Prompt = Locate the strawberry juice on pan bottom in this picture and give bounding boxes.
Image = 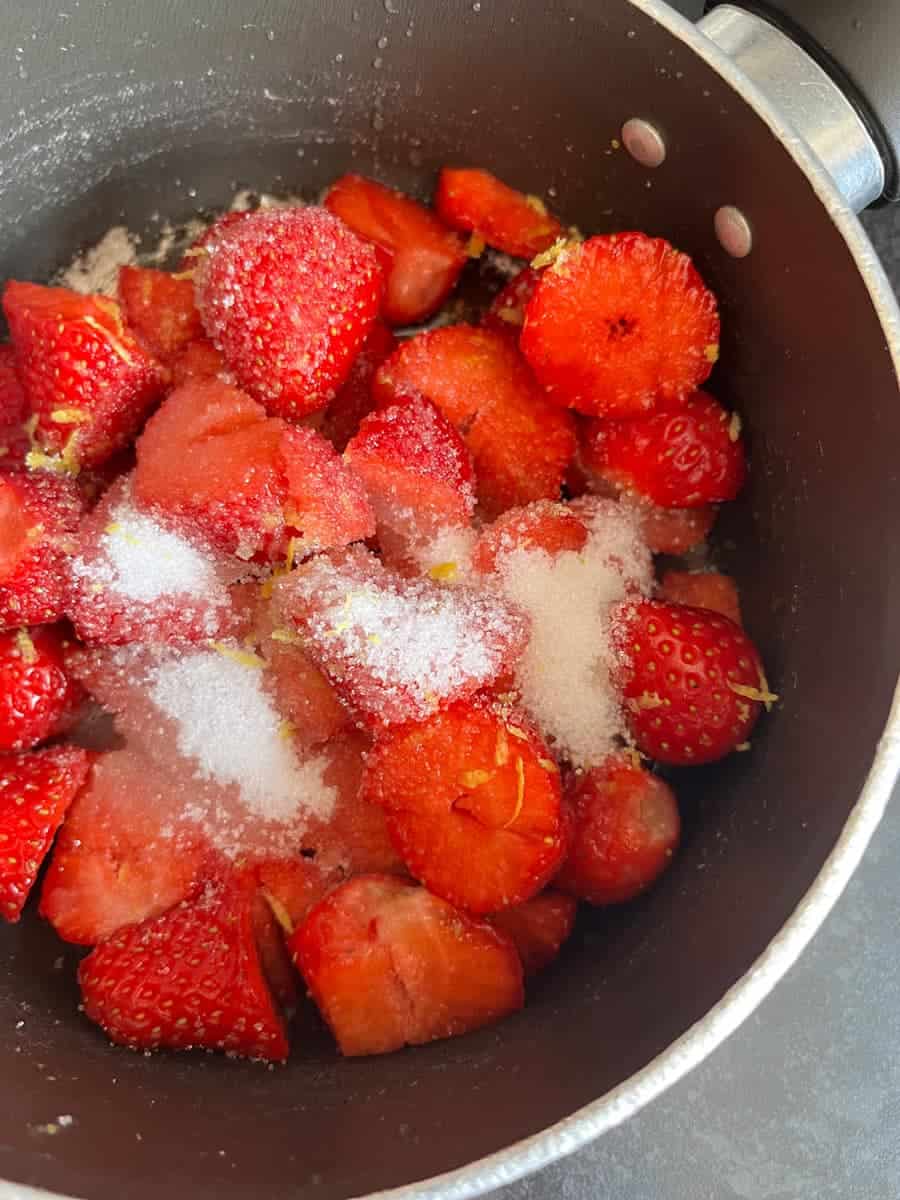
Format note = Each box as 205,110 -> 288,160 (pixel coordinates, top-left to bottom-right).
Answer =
1,1 -> 899,1199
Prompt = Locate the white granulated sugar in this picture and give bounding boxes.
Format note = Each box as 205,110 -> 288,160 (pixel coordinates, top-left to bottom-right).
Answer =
58,226 -> 138,295
496,503 -> 652,767
148,649 -> 336,826
412,525 -> 477,581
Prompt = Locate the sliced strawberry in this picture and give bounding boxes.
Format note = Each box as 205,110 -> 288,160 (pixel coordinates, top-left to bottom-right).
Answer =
639,502 -> 716,555
170,338 -> 228,386
659,569 -> 742,626
279,425 -> 375,556
195,207 -> 384,418
482,267 -> 541,339
118,266 -> 203,362
320,321 -> 397,453
2,282 -> 164,469
490,890 -> 577,974
0,346 -> 29,468
472,500 -> 588,575
256,858 -> 333,932
78,871 -> 289,1061
582,393 -> 746,508
345,395 -> 476,566
520,233 -> 720,417
0,746 -> 91,921
264,639 -> 352,749
373,325 -> 576,518
290,874 -> 523,1056
0,626 -> 83,752
0,471 -> 84,630
40,746 -> 209,944
555,757 -> 680,904
323,174 -> 467,326
363,702 -> 567,914
612,599 -> 772,765
435,169 -> 563,259
276,546 -> 529,727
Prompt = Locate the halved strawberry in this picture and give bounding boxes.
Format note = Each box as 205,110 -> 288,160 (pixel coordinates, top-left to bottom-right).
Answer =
555,757 -> 680,904
118,266 -> 203,363
279,425 -> 375,557
78,871 -> 289,1061
0,626 -> 83,752
2,282 -> 165,469
290,874 -> 523,1056
581,392 -> 746,508
170,338 -> 228,386
195,207 -> 384,419
611,599 -> 773,765
323,174 -> 467,326
659,569 -> 742,625
0,346 -> 29,468
0,471 -> 85,630
490,890 -> 578,974
0,746 -> 91,921
520,233 -> 720,417
482,267 -> 541,339
40,746 -> 210,944
373,325 -> 576,518
345,394 -> 476,566
320,321 -> 397,453
436,169 -> 562,259
472,500 -> 588,575
363,702 -> 567,914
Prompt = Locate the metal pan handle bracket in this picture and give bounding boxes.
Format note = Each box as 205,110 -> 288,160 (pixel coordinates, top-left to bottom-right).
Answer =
700,3 -> 894,211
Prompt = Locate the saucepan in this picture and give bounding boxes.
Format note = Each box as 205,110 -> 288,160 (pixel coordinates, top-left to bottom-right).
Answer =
1,1 -> 899,1198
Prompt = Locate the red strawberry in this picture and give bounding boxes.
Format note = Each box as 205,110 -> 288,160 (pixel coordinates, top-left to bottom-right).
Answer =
520,233 -> 720,417
490,890 -> 577,975
255,857 -> 332,933
0,346 -> 29,468
182,210 -> 253,264
435,169 -> 563,259
0,471 -> 84,630
279,425 -> 375,557
345,395 -> 476,566
659,569 -> 742,626
482,267 -> 541,339
638,502 -> 716,555
290,874 -> 523,1056
40,747 -> 210,944
320,321 -> 397,453
276,546 -> 528,727
194,207 -> 384,419
373,325 -> 576,518
363,702 -> 567,914
78,871 -> 289,1061
555,756 -> 680,904
323,174 -> 467,326
2,282 -> 164,469
472,500 -> 588,575
0,746 -> 91,921
612,599 -> 774,765
170,338 -> 228,386
118,266 -> 203,362
581,393 -> 746,508
0,626 -> 83,752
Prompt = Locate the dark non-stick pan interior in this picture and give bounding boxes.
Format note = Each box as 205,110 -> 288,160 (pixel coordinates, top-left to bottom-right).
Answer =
1,3 -> 898,1198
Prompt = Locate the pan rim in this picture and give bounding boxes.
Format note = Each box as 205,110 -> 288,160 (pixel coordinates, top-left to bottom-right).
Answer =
1,1 -> 898,1199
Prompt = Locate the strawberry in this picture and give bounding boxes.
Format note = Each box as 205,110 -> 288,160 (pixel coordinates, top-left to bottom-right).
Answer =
581,393 -> 746,508
118,266 -> 203,363
520,233 -> 720,417
170,338 -> 227,386
78,871 -> 289,1061
363,702 -> 567,914
435,169 -> 563,259
182,210 -> 253,264
278,424 -> 375,558
638,502 -> 716,555
0,746 -> 91,921
0,346 -> 29,468
482,267 -> 541,339
320,321 -> 397,453
255,858 -> 332,933
2,282 -> 165,469
659,569 -> 742,626
373,325 -> 576,518
345,394 -> 476,566
194,207 -> 384,419
0,626 -> 83,752
40,747 -> 210,944
472,500 -> 588,575
490,890 -> 577,975
276,546 -> 529,727
611,599 -> 773,765
290,874 -> 523,1056
555,756 -> 680,904
323,174 -> 467,326
0,471 -> 84,630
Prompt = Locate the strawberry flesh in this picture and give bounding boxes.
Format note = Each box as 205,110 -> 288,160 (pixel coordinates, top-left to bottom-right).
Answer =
0,625 -> 83,752
436,169 -> 563,259
490,889 -> 578,974
660,569 -> 742,626
118,265 -> 203,362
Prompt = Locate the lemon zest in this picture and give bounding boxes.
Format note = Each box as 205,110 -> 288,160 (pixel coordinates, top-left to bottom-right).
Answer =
14,629 -> 37,664
728,681 -> 778,707
270,627 -> 303,646
531,236 -> 571,271
728,412 -> 742,442
209,642 -> 266,669
428,561 -> 458,583
704,343 -> 720,364
50,408 -> 91,425
465,233 -> 485,258
502,757 -> 526,829
261,888 -> 294,936
495,725 -> 510,767
459,769 -> 493,789
525,194 -> 548,216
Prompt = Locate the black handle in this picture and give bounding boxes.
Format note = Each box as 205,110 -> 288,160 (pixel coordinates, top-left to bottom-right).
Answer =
711,1 -> 900,201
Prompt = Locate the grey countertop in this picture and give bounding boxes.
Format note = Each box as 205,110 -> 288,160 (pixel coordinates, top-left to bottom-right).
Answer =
490,32 -> 900,1200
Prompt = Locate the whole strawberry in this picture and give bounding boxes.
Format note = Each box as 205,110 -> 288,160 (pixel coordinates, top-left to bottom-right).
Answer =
611,599 -> 774,765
